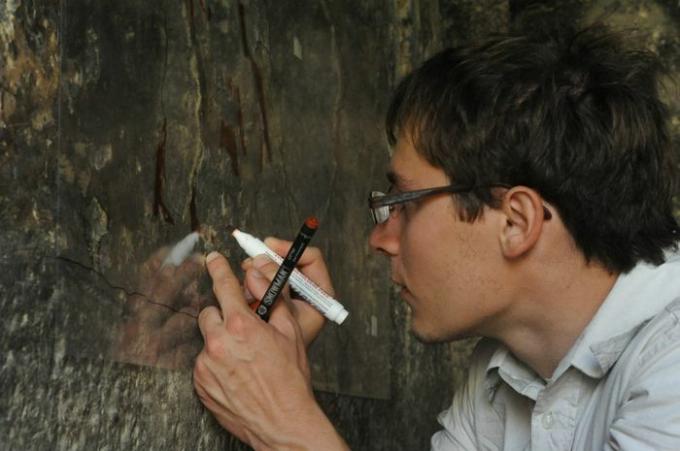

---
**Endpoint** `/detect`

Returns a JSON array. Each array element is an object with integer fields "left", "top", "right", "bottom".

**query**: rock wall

[{"left": 1, "top": 0, "right": 678, "bottom": 449}]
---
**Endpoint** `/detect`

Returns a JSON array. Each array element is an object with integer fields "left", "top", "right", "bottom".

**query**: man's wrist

[{"left": 264, "top": 402, "right": 349, "bottom": 451}]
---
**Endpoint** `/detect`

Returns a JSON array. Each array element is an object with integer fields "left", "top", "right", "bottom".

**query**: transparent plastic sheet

[
  {"left": 110, "top": 246, "right": 208, "bottom": 369},
  {"left": 56, "top": 217, "right": 391, "bottom": 398},
  {"left": 59, "top": 230, "right": 225, "bottom": 370}
]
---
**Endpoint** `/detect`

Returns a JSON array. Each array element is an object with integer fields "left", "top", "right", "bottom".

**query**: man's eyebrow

[{"left": 386, "top": 170, "right": 412, "bottom": 189}]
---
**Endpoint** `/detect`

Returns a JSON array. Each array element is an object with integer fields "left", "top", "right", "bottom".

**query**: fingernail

[
  {"left": 243, "top": 287, "right": 255, "bottom": 301},
  {"left": 206, "top": 251, "right": 220, "bottom": 263},
  {"left": 251, "top": 269, "right": 265, "bottom": 279}
]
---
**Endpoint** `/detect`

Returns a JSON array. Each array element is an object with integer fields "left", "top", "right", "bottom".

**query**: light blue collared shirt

[{"left": 432, "top": 254, "right": 680, "bottom": 450}]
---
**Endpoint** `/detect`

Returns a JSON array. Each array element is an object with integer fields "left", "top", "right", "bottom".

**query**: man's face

[{"left": 369, "top": 135, "right": 507, "bottom": 343}]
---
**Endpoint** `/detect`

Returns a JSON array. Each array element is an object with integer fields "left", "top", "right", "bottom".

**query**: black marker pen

[{"left": 254, "top": 216, "right": 319, "bottom": 321}]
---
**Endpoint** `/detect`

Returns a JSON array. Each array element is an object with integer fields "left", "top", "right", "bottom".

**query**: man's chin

[
  {"left": 410, "top": 329, "right": 441, "bottom": 344},
  {"left": 410, "top": 320, "right": 473, "bottom": 344},
  {"left": 409, "top": 321, "right": 445, "bottom": 344}
]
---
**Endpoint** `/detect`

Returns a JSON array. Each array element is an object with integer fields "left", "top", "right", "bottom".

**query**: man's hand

[{"left": 193, "top": 250, "right": 348, "bottom": 450}]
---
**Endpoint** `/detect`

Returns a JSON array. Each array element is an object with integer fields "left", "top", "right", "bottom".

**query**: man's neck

[{"left": 490, "top": 259, "right": 618, "bottom": 380}]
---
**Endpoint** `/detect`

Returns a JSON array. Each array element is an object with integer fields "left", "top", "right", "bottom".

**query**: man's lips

[{"left": 392, "top": 279, "right": 412, "bottom": 297}]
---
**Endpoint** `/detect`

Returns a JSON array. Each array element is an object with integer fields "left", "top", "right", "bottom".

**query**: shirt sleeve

[
  {"left": 431, "top": 340, "right": 497, "bottom": 451},
  {"left": 607, "top": 318, "right": 680, "bottom": 451}
]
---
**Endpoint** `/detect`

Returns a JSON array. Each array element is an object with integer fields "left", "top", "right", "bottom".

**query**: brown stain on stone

[
  {"left": 185, "top": 0, "right": 211, "bottom": 31},
  {"left": 226, "top": 78, "right": 247, "bottom": 156},
  {"left": 198, "top": 0, "right": 212, "bottom": 21},
  {"left": 153, "top": 118, "right": 175, "bottom": 224},
  {"left": 189, "top": 180, "right": 200, "bottom": 232},
  {"left": 237, "top": 1, "right": 272, "bottom": 163},
  {"left": 220, "top": 119, "right": 240, "bottom": 177},
  {"left": 234, "top": 87, "right": 247, "bottom": 155},
  {"left": 186, "top": 0, "right": 194, "bottom": 30}
]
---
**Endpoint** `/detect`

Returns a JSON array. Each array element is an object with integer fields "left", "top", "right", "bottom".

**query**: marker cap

[{"left": 331, "top": 307, "right": 349, "bottom": 324}]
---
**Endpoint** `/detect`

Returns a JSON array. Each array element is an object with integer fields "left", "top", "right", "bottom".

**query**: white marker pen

[{"left": 231, "top": 228, "right": 349, "bottom": 325}]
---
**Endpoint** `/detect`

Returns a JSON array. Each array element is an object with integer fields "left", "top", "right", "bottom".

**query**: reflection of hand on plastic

[{"left": 112, "top": 247, "right": 208, "bottom": 369}]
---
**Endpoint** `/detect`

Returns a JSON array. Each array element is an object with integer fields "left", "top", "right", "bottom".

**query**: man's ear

[{"left": 499, "top": 187, "right": 548, "bottom": 259}]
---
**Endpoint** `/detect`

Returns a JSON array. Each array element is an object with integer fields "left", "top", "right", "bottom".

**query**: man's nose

[{"left": 369, "top": 218, "right": 400, "bottom": 257}]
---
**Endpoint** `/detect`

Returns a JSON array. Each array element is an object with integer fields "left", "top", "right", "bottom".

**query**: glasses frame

[{"left": 368, "top": 183, "right": 512, "bottom": 225}]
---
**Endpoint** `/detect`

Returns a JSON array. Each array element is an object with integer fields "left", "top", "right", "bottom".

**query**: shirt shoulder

[
  {"left": 617, "top": 298, "right": 680, "bottom": 391},
  {"left": 623, "top": 296, "right": 680, "bottom": 373},
  {"left": 596, "top": 297, "right": 680, "bottom": 450}
]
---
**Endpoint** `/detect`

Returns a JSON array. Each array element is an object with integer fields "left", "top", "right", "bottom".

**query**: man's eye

[{"left": 387, "top": 184, "right": 399, "bottom": 195}]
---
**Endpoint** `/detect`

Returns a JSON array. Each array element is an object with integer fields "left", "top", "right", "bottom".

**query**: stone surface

[{"left": 1, "top": 0, "right": 678, "bottom": 449}]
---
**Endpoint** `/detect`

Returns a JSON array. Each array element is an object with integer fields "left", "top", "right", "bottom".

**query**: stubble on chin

[
  {"left": 409, "top": 320, "right": 444, "bottom": 344},
  {"left": 411, "top": 329, "right": 440, "bottom": 344},
  {"left": 410, "top": 321, "right": 475, "bottom": 344}
]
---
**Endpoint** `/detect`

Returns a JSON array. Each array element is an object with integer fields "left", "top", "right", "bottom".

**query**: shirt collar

[
  {"left": 485, "top": 346, "right": 545, "bottom": 401},
  {"left": 485, "top": 253, "right": 680, "bottom": 398}
]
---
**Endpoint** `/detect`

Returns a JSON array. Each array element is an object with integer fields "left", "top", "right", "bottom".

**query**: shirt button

[{"left": 542, "top": 412, "right": 554, "bottom": 429}]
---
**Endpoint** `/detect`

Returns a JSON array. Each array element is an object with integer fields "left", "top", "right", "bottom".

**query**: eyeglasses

[
  {"left": 369, "top": 183, "right": 554, "bottom": 225},
  {"left": 368, "top": 183, "right": 511, "bottom": 225}
]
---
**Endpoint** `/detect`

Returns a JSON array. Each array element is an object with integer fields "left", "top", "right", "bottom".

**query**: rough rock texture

[{"left": 1, "top": 0, "right": 678, "bottom": 449}]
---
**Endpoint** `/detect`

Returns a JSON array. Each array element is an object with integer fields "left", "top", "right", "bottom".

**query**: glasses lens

[{"left": 369, "top": 191, "right": 390, "bottom": 225}]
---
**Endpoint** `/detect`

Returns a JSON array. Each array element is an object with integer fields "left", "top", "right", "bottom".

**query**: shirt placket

[{"left": 530, "top": 372, "right": 581, "bottom": 450}]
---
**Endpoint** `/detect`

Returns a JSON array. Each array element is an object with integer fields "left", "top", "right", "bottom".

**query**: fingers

[
  {"left": 242, "top": 257, "right": 305, "bottom": 341},
  {"left": 263, "top": 237, "right": 321, "bottom": 266},
  {"left": 245, "top": 254, "right": 326, "bottom": 347},
  {"left": 208, "top": 249, "right": 325, "bottom": 348},
  {"left": 205, "top": 252, "right": 253, "bottom": 318},
  {"left": 268, "top": 302, "right": 301, "bottom": 342},
  {"left": 242, "top": 286, "right": 257, "bottom": 305},
  {"left": 243, "top": 255, "right": 291, "bottom": 304},
  {"left": 288, "top": 299, "right": 326, "bottom": 347},
  {"left": 240, "top": 257, "right": 254, "bottom": 271},
  {"left": 263, "top": 237, "right": 335, "bottom": 296}
]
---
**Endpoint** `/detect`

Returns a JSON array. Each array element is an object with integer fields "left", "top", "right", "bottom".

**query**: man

[{"left": 193, "top": 25, "right": 680, "bottom": 450}]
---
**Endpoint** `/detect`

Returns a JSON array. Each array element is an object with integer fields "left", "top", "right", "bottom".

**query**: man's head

[
  {"left": 371, "top": 26, "right": 678, "bottom": 342},
  {"left": 384, "top": 26, "right": 678, "bottom": 274}
]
